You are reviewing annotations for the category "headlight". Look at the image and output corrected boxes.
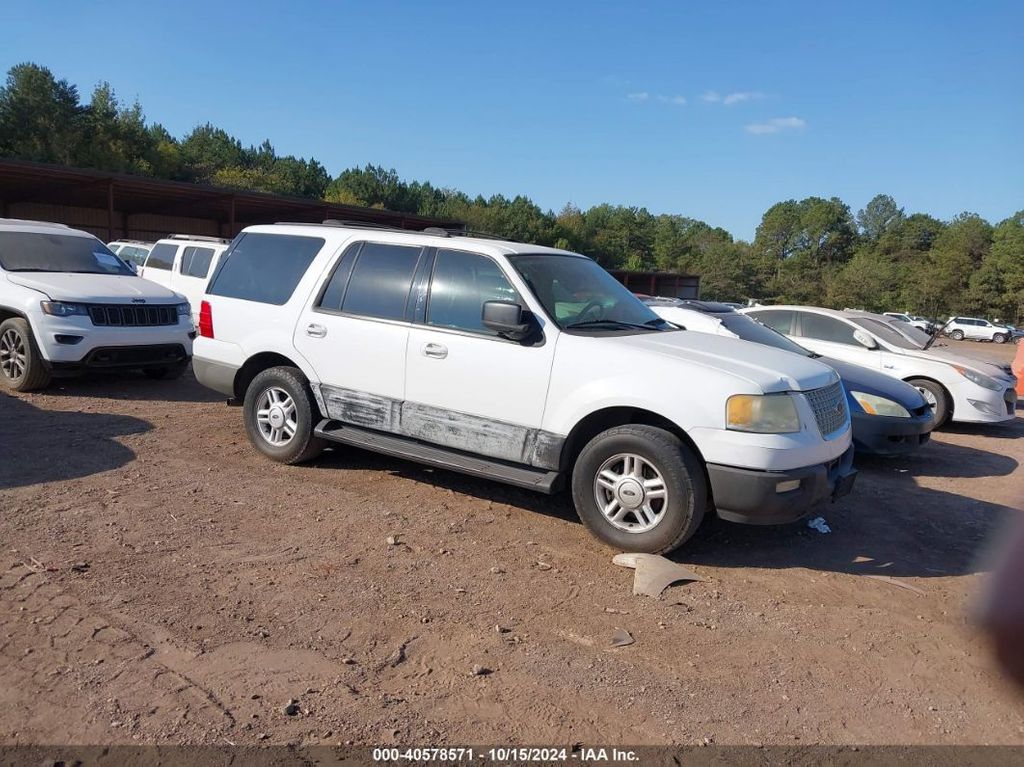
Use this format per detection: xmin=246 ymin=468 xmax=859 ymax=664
xmin=726 ymin=394 xmax=801 ymax=433
xmin=176 ymin=303 xmax=191 ymax=317
xmin=953 ymin=365 xmax=1001 ymax=391
xmin=850 ymin=391 xmax=911 ymax=418
xmin=40 ymin=301 xmax=89 ymax=317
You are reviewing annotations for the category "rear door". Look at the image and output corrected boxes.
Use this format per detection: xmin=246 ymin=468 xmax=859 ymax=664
xmin=140 ymin=242 xmax=177 ymax=289
xmin=292 ymin=241 xmax=422 ymax=430
xmin=404 ymin=248 xmax=556 ymax=465
xmin=173 ymin=245 xmax=219 ymax=319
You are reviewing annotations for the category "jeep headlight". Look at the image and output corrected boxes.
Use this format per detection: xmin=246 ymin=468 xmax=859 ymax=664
xmin=953 ymin=365 xmax=1001 ymax=391
xmin=40 ymin=300 xmax=89 ymax=317
xmin=726 ymin=393 xmax=801 ymax=433
xmin=850 ymin=391 xmax=911 ymax=418
xmin=176 ymin=303 xmax=191 ymax=317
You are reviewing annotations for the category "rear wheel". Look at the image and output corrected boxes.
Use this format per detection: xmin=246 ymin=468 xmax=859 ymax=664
xmin=950 ymin=329 xmax=965 ymax=341
xmin=0 ymin=318 xmax=51 ymax=392
xmin=571 ymin=425 xmax=706 ymax=554
xmin=909 ymin=378 xmax=950 ymax=427
xmin=243 ymin=366 xmax=326 ymax=464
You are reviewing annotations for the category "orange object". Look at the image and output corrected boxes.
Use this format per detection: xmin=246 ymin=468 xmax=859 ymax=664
xmin=1014 ymin=342 xmax=1024 ymax=397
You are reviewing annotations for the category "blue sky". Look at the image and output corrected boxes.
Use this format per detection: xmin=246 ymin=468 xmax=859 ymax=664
xmin=4 ymin=1 xmax=1022 ymax=239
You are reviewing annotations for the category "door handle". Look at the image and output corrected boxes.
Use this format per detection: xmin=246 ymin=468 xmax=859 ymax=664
xmin=305 ymin=323 xmax=327 ymax=338
xmin=423 ymin=342 xmax=448 ymax=359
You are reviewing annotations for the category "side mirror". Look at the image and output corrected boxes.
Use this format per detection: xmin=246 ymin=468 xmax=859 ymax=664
xmin=482 ymin=301 xmax=533 ymax=341
xmin=853 ymin=329 xmax=878 ymax=349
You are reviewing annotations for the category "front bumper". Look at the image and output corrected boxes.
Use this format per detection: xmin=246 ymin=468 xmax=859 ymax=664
xmin=47 ymin=344 xmax=190 ymax=374
xmin=952 ymin=386 xmax=1017 ymax=423
xmin=852 ymin=411 xmax=933 ymax=455
xmin=707 ymin=446 xmax=857 ymax=525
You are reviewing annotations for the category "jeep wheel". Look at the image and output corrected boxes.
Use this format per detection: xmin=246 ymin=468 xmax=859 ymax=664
xmin=243 ymin=366 xmax=326 ymax=464
xmin=571 ymin=425 xmax=706 ymax=554
xmin=950 ymin=329 xmax=965 ymax=340
xmin=0 ymin=318 xmax=51 ymax=392
xmin=909 ymin=378 xmax=950 ymax=427
xmin=993 ymin=333 xmax=1007 ymax=344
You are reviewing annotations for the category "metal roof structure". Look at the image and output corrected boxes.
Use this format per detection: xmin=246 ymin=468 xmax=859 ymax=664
xmin=0 ymin=159 xmax=463 ymax=240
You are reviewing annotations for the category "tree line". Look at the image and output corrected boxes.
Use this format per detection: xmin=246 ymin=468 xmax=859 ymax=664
xmin=1 ymin=62 xmax=1021 ymax=321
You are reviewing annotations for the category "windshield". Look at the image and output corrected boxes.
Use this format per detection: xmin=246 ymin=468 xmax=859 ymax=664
xmin=853 ymin=317 xmax=928 ymax=350
xmin=0 ymin=232 xmax=133 ymax=275
xmin=720 ymin=313 xmax=814 ymax=356
xmin=507 ymin=254 xmax=670 ymax=331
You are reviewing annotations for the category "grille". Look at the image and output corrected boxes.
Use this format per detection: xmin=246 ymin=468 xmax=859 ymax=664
xmin=88 ymin=304 xmax=177 ymax=327
xmin=804 ymin=381 xmax=847 ymax=437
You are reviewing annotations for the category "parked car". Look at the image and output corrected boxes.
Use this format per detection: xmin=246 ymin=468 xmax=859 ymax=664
xmin=0 ymin=218 xmax=194 ymax=391
xmin=645 ymin=299 xmax=934 ymax=455
xmin=193 ymin=222 xmax=857 ymax=554
xmin=107 ymin=239 xmax=154 ymax=272
xmin=943 ymin=316 xmax=1015 ymax=344
xmin=139 ymin=234 xmax=230 ymax=322
xmin=742 ymin=305 xmax=1017 ymax=427
xmin=883 ymin=312 xmax=935 ymax=334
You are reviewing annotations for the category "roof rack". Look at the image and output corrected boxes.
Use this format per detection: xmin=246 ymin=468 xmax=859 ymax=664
xmin=167 ymin=234 xmax=231 ymax=244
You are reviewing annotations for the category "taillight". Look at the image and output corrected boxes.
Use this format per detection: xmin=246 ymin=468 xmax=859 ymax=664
xmin=198 ymin=300 xmax=214 ymax=338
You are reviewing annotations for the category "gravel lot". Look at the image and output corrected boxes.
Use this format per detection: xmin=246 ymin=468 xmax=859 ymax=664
xmin=1 ymin=340 xmax=1022 ymax=746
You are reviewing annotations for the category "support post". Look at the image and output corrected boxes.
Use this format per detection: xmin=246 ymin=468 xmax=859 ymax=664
xmin=229 ymin=195 xmax=236 ymax=236
xmin=107 ymin=180 xmax=115 ymax=241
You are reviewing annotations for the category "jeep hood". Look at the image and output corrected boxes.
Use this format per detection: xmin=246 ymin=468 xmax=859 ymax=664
xmin=6 ymin=272 xmax=182 ymax=304
xmin=607 ymin=331 xmax=839 ymax=393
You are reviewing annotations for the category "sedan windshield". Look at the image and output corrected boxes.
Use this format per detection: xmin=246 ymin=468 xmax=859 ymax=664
xmin=853 ymin=317 xmax=928 ymax=350
xmin=719 ymin=313 xmax=814 ymax=357
xmin=0 ymin=232 xmax=133 ymax=275
xmin=507 ymin=254 xmax=671 ymax=331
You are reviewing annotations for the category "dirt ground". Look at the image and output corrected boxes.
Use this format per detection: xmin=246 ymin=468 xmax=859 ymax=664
xmin=1 ymin=339 xmax=1022 ymax=747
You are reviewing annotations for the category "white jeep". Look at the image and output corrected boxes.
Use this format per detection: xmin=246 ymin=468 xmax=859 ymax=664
xmin=0 ymin=219 xmax=195 ymax=391
xmin=193 ymin=222 xmax=856 ymax=554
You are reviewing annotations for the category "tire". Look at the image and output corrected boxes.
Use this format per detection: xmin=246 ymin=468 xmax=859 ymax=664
xmin=143 ymin=361 xmax=188 ymax=380
xmin=0 ymin=317 xmax=51 ymax=392
xmin=571 ymin=425 xmax=706 ymax=555
xmin=243 ymin=366 xmax=326 ymax=464
xmin=993 ymin=333 xmax=1007 ymax=344
xmin=908 ymin=378 xmax=951 ymax=428
xmin=950 ymin=329 xmax=965 ymax=341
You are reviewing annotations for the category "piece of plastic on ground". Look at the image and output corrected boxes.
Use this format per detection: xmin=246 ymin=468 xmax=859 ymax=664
xmin=612 ymin=553 xmax=704 ymax=599
xmin=610 ymin=628 xmax=635 ymax=647
xmin=807 ymin=516 xmax=831 ymax=534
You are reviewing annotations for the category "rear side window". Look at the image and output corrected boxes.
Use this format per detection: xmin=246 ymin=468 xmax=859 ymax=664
xmin=798 ymin=312 xmax=858 ymax=345
xmin=340 ymin=243 xmax=422 ymax=321
xmin=181 ymin=246 xmax=215 ymax=279
xmin=427 ymin=250 xmax=519 ymax=335
xmin=748 ymin=310 xmax=794 ymax=334
xmin=208 ymin=233 xmax=325 ymax=305
xmin=145 ymin=243 xmax=178 ymax=271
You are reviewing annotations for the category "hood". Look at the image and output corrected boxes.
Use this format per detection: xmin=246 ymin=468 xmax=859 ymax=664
xmin=607 ymin=331 xmax=839 ymax=393
xmin=6 ymin=272 xmax=183 ymax=304
xmin=898 ymin=343 xmax=1014 ymax=381
xmin=821 ymin=356 xmax=927 ymax=408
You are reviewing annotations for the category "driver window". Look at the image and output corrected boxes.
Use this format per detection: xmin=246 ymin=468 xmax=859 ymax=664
xmin=427 ymin=249 xmax=519 ymax=335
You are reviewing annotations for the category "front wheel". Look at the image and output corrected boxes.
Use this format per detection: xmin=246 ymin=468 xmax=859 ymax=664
xmin=993 ymin=333 xmax=1007 ymax=344
xmin=571 ymin=425 xmax=706 ymax=554
xmin=950 ymin=329 xmax=965 ymax=341
xmin=243 ymin=366 xmax=326 ymax=464
xmin=909 ymin=378 xmax=951 ymax=428
xmin=0 ymin=318 xmax=51 ymax=392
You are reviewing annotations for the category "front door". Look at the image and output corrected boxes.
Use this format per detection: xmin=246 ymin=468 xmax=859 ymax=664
xmin=792 ymin=311 xmax=882 ymax=369
xmin=404 ymin=248 xmax=558 ymax=467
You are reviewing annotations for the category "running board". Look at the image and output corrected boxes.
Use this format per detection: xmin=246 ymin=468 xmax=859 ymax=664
xmin=314 ymin=420 xmax=562 ymax=494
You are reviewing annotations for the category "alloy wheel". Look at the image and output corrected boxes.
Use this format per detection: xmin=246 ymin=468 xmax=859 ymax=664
xmin=255 ymin=386 xmax=298 ymax=446
xmin=593 ymin=452 xmax=669 ymax=533
xmin=0 ymin=329 xmax=26 ymax=381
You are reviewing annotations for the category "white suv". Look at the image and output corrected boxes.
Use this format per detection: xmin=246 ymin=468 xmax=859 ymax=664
xmin=0 ymin=219 xmax=194 ymax=391
xmin=193 ymin=223 xmax=856 ymax=554
xmin=139 ymin=235 xmax=230 ymax=322
xmin=944 ymin=316 xmax=1014 ymax=344
xmin=107 ymin=240 xmax=154 ymax=271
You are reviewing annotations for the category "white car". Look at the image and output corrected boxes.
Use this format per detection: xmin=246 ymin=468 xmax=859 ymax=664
xmin=107 ymin=240 xmax=154 ymax=271
xmin=139 ymin=235 xmax=230 ymax=322
xmin=944 ymin=316 xmax=1015 ymax=344
xmin=192 ymin=222 xmax=857 ymax=555
xmin=742 ymin=305 xmax=1017 ymax=426
xmin=0 ymin=219 xmax=194 ymax=391
xmin=883 ymin=312 xmax=934 ymax=334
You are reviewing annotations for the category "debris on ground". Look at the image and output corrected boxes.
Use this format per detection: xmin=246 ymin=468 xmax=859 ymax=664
xmin=866 ymin=574 xmax=925 ymax=595
xmin=612 ymin=553 xmax=704 ymax=599
xmin=386 ymin=535 xmax=400 ymax=546
xmin=535 ymin=561 xmax=552 ymax=571
xmin=610 ymin=628 xmax=634 ymax=647
xmin=807 ymin=517 xmax=831 ymax=534
xmin=282 ymin=699 xmax=300 ymax=716
xmin=470 ymin=664 xmax=492 ymax=676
